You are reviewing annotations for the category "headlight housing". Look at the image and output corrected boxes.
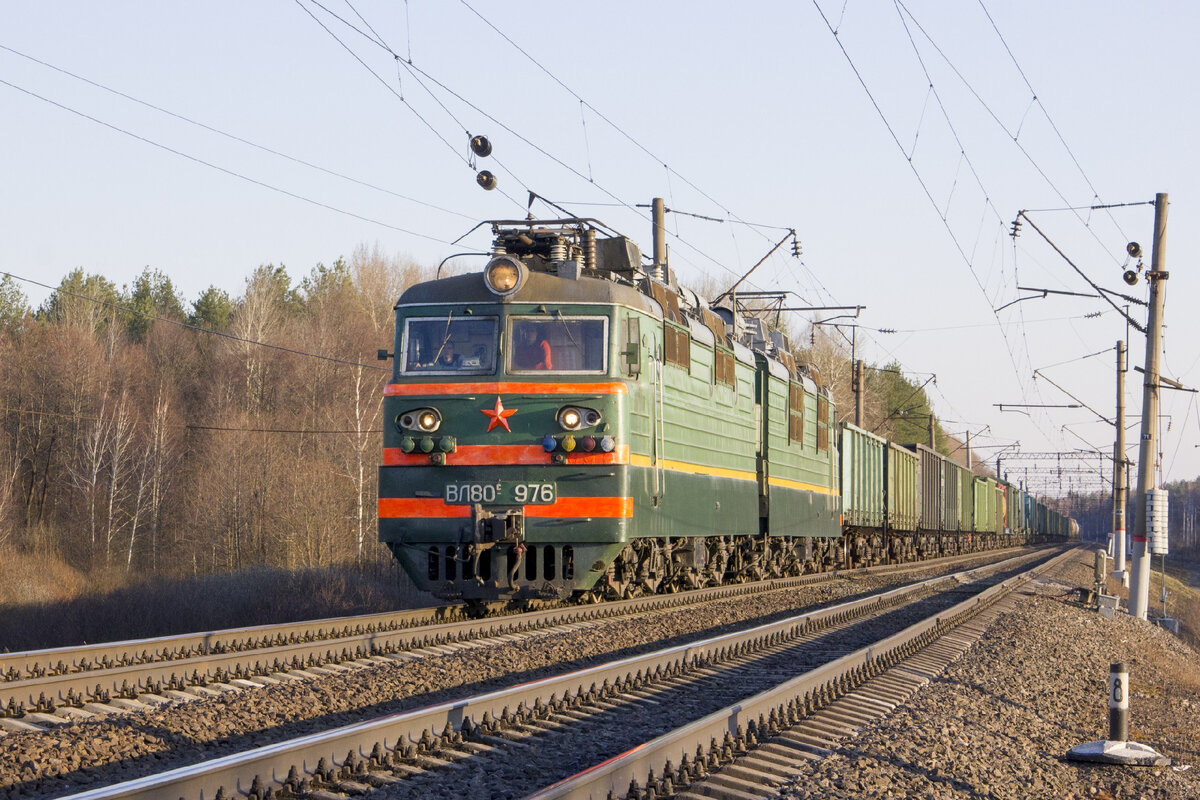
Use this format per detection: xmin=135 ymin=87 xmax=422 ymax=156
xmin=557 ymin=406 xmax=601 ymax=431
xmin=484 ymin=255 xmax=525 ymax=296
xmin=398 ymin=408 xmax=442 ymax=432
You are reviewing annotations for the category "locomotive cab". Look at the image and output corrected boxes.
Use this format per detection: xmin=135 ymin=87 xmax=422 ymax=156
xmin=379 ymin=222 xmax=657 ymax=602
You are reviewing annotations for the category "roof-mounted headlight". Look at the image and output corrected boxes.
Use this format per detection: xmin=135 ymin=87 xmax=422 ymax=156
xmin=484 ymin=255 xmax=525 ymax=296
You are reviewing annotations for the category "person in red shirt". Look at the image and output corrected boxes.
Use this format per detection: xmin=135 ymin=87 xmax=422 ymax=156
xmin=514 ymin=325 xmax=552 ymax=370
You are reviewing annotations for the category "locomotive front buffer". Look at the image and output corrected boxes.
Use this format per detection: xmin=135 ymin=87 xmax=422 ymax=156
xmin=468 ymin=502 xmax=527 ymax=590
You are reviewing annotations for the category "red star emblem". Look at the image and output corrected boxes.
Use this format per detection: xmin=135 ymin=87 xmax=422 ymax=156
xmin=481 ymin=396 xmax=516 ymax=432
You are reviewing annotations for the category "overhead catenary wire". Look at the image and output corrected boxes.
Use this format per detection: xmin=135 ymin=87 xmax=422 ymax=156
xmin=308 ymin=0 xmax=828 ymax=309
xmin=890 ymin=0 xmax=1143 ymax=460
xmin=975 ymin=0 xmax=1132 ymax=244
xmin=871 ymin=310 xmax=1109 ymax=335
xmin=1033 ymin=345 xmax=1117 ymax=373
xmin=815 ymin=0 xmax=1093 ymax=446
xmin=895 ymin=0 xmax=1128 ymax=262
xmin=446 ymin=1 xmax=1099 ymax=470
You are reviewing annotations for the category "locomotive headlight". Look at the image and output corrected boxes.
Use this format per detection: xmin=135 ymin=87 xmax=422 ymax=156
xmin=557 ymin=406 xmax=601 ymax=431
xmin=484 ymin=255 xmax=524 ymax=296
xmin=398 ymin=408 xmax=441 ymax=432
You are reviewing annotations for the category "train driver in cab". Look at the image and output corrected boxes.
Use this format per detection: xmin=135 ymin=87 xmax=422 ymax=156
xmin=429 ymin=341 xmax=461 ymax=369
xmin=514 ymin=324 xmax=552 ymax=370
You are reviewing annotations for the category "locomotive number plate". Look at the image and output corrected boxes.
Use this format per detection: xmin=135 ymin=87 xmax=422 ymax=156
xmin=444 ymin=481 xmax=557 ymax=505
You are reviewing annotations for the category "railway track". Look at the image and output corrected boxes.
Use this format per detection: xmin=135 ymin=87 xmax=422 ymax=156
xmin=0 ymin=547 xmax=1033 ymax=726
xmin=50 ymin=546 xmax=1074 ymax=800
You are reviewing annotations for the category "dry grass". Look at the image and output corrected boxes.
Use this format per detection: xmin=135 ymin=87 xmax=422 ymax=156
xmin=0 ymin=559 xmax=431 ymax=653
xmin=0 ymin=546 xmax=91 ymax=606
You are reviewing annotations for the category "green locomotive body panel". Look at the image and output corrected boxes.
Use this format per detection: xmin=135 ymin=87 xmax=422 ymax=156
xmin=630 ymin=320 xmax=760 ymax=539
xmin=378 ymin=270 xmax=658 ymax=599
xmin=758 ymin=364 xmax=840 ymax=539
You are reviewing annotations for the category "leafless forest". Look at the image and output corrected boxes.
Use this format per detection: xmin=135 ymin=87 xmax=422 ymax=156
xmin=0 ymin=245 xmax=421 ymax=593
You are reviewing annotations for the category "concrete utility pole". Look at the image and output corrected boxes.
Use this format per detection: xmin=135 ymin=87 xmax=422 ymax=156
xmin=651 ymin=197 xmax=667 ymax=283
xmin=928 ymin=414 xmax=936 ymax=449
xmin=1130 ymin=193 xmax=1169 ymax=621
xmin=1113 ymin=339 xmax=1128 ymax=585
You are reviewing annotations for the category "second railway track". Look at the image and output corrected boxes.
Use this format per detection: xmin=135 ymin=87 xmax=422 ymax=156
xmin=0 ymin=547 xmax=1032 ymax=724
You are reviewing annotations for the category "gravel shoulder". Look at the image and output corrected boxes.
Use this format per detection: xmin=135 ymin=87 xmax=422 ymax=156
xmin=776 ymin=548 xmax=1200 ymax=800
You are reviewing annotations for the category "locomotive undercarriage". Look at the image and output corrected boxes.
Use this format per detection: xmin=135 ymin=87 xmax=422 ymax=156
xmin=402 ymin=526 xmax=1030 ymax=609
xmin=570 ymin=527 xmax=1023 ymax=602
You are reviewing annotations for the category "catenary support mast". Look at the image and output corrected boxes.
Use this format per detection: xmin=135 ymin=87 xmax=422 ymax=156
xmin=1130 ymin=193 xmax=1169 ymax=620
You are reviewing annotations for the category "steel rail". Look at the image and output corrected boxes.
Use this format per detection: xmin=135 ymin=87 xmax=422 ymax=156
xmin=1 ymin=547 xmax=1034 ymax=711
xmin=54 ymin=548 xmax=1055 ymax=800
xmin=529 ymin=546 xmax=1078 ymax=799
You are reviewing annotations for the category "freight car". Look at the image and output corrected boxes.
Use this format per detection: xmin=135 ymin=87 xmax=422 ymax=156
xmin=378 ymin=211 xmax=1071 ymax=603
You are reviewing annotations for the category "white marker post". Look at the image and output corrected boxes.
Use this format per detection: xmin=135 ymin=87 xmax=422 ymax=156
xmin=1109 ymin=662 xmax=1129 ymax=742
xmin=1066 ymin=663 xmax=1169 ymax=766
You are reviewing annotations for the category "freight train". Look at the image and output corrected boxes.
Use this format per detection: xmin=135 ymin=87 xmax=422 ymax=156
xmin=378 ymin=212 xmax=1073 ymax=604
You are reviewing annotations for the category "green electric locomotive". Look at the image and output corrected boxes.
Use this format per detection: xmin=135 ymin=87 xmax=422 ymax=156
xmin=378 ymin=217 xmax=842 ymax=602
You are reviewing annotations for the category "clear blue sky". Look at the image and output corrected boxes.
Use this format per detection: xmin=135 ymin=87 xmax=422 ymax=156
xmin=3 ymin=1 xmax=1199 ymax=495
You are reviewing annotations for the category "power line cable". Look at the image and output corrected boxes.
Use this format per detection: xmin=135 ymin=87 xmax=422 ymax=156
xmin=0 ymin=77 xmax=454 ymax=246
xmin=187 ymin=424 xmax=383 ymax=434
xmin=292 ymin=0 xmax=492 ymax=190
xmin=872 ymin=309 xmax=1109 ymax=334
xmin=341 ymin=0 xmax=390 ymax=50
xmin=309 ymin=0 xmax=941 ymax=418
xmin=0 ymin=42 xmax=474 ymax=221
xmin=309 ymin=0 xmax=774 ymax=290
xmin=1033 ymin=345 xmax=1116 ymax=373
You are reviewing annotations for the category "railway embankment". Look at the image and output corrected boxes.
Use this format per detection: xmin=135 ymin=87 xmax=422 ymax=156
xmin=776 ymin=549 xmax=1200 ymax=800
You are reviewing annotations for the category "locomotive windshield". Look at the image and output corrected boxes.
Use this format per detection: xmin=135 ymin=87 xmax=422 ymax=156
xmin=508 ymin=316 xmax=608 ymax=373
xmin=402 ymin=316 xmax=498 ymax=374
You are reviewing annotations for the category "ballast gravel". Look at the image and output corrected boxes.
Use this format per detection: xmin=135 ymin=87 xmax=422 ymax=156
xmin=775 ymin=550 xmax=1200 ymax=800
